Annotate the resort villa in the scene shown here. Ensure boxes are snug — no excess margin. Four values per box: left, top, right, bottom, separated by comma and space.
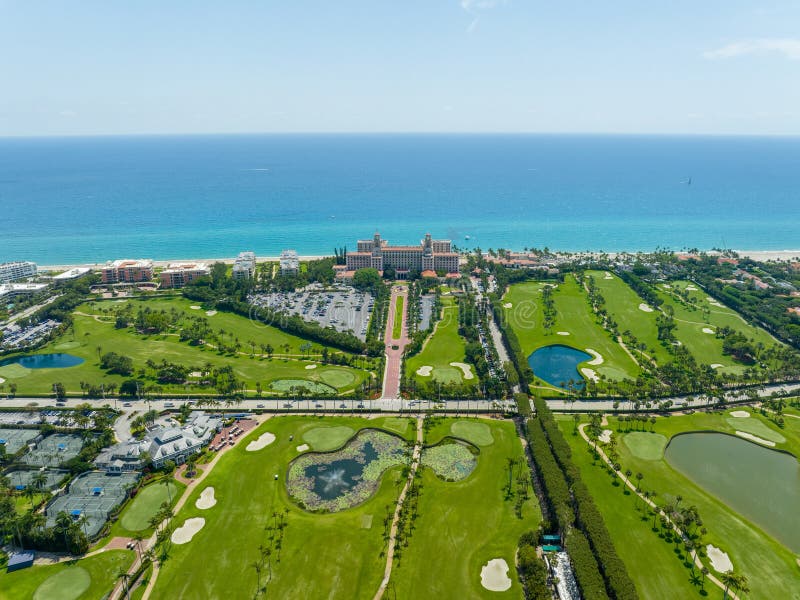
100, 259, 154, 284
340, 232, 459, 279
159, 262, 210, 288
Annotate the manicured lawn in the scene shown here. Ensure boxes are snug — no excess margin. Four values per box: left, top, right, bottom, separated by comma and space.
150, 416, 410, 599
392, 295, 404, 340
0, 550, 134, 600
450, 420, 494, 446
406, 297, 472, 386
502, 277, 639, 386
562, 410, 800, 599
302, 425, 356, 451
588, 270, 672, 364
653, 281, 780, 374
120, 480, 182, 532
0, 296, 372, 396
391, 419, 540, 599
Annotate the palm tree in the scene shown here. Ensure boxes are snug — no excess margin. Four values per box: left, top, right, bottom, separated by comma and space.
117, 568, 130, 599
721, 571, 749, 599
161, 477, 173, 505
699, 566, 709, 592
56, 511, 73, 547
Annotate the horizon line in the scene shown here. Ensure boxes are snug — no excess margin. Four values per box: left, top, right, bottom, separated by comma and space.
3, 130, 800, 140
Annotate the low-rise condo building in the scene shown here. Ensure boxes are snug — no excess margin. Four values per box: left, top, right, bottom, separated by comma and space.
0, 261, 37, 283
159, 262, 210, 288
344, 232, 459, 277
232, 251, 256, 279
100, 259, 154, 284
280, 250, 299, 275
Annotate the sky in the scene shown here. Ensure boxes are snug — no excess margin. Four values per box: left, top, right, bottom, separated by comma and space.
1, 1, 799, 136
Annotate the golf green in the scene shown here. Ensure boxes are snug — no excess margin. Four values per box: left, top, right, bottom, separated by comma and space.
450, 420, 494, 446
724, 418, 786, 443
302, 426, 356, 451
121, 481, 180, 531
319, 368, 357, 388
622, 432, 667, 460
33, 567, 91, 600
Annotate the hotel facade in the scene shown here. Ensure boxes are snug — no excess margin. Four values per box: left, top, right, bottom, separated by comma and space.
159, 263, 210, 288
344, 233, 459, 276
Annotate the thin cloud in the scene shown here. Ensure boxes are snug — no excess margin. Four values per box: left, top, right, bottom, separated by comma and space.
460, 0, 506, 34
704, 38, 800, 61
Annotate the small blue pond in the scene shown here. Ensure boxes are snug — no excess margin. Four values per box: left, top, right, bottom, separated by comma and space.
528, 345, 591, 389
0, 353, 84, 369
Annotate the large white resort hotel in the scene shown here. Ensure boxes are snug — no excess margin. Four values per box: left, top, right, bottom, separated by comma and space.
337, 232, 459, 279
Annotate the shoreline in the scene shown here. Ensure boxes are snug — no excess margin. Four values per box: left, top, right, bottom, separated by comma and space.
35, 249, 800, 272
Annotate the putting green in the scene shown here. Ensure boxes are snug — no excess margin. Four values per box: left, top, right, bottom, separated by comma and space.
429, 366, 463, 384
450, 420, 494, 446
725, 418, 786, 444
302, 426, 355, 451
0, 364, 30, 379
269, 379, 336, 395
318, 368, 356, 388
54, 341, 81, 350
121, 481, 179, 531
623, 432, 667, 460
379, 417, 412, 436
33, 567, 90, 600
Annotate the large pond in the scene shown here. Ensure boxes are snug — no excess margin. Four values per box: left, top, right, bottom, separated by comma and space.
528, 345, 591, 389
665, 432, 800, 553
287, 429, 407, 512
0, 353, 84, 369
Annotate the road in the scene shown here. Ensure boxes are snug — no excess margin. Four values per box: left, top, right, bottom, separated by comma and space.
381, 285, 409, 399
1, 293, 62, 327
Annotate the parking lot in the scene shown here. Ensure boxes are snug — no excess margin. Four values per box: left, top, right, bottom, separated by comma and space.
250, 284, 374, 340
0, 319, 60, 350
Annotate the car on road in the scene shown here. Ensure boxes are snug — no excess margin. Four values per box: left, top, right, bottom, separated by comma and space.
164, 402, 175, 408
257, 403, 265, 408
315, 403, 323, 408
357, 403, 365, 408
283, 403, 292, 408
123, 402, 132, 407
339, 403, 347, 408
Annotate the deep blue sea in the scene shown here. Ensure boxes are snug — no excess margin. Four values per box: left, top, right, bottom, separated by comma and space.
1, 134, 799, 264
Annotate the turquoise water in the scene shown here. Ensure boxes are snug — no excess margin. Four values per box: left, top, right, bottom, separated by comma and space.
528, 345, 591, 389
0, 353, 84, 369
2, 134, 800, 264
665, 432, 800, 553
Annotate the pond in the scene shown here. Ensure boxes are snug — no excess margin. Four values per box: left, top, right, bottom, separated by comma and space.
665, 432, 800, 553
287, 429, 407, 512
0, 353, 84, 369
528, 345, 591, 389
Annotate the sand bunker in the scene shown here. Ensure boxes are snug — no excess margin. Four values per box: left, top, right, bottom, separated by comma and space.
585, 348, 604, 366
706, 545, 733, 573
736, 431, 775, 446
205, 310, 217, 316
416, 365, 433, 377
188, 371, 203, 378
556, 331, 570, 336
189, 305, 201, 310
662, 284, 671, 289
172, 517, 205, 545
195, 487, 216, 510
730, 410, 750, 418
305, 364, 317, 370
450, 362, 475, 380
296, 444, 309, 452
480, 558, 512, 592
702, 327, 715, 334
503, 302, 513, 308
581, 367, 599, 382
710, 364, 724, 369
638, 303, 654, 312
0, 377, 5, 384
246, 432, 276, 451
604, 272, 613, 279
686, 285, 698, 291
598, 429, 613, 444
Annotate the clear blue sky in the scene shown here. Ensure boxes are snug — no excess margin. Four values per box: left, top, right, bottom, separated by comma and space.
1, 1, 799, 136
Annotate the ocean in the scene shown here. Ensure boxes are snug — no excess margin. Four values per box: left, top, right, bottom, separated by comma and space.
1, 134, 799, 265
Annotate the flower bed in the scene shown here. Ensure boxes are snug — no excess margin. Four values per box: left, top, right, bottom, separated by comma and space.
287, 429, 408, 512
421, 439, 478, 481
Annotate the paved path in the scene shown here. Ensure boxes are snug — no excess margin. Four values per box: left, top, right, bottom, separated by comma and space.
373, 416, 423, 600
577, 423, 739, 600
381, 285, 409, 400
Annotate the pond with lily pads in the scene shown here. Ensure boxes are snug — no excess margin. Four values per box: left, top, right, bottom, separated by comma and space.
287, 429, 408, 512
